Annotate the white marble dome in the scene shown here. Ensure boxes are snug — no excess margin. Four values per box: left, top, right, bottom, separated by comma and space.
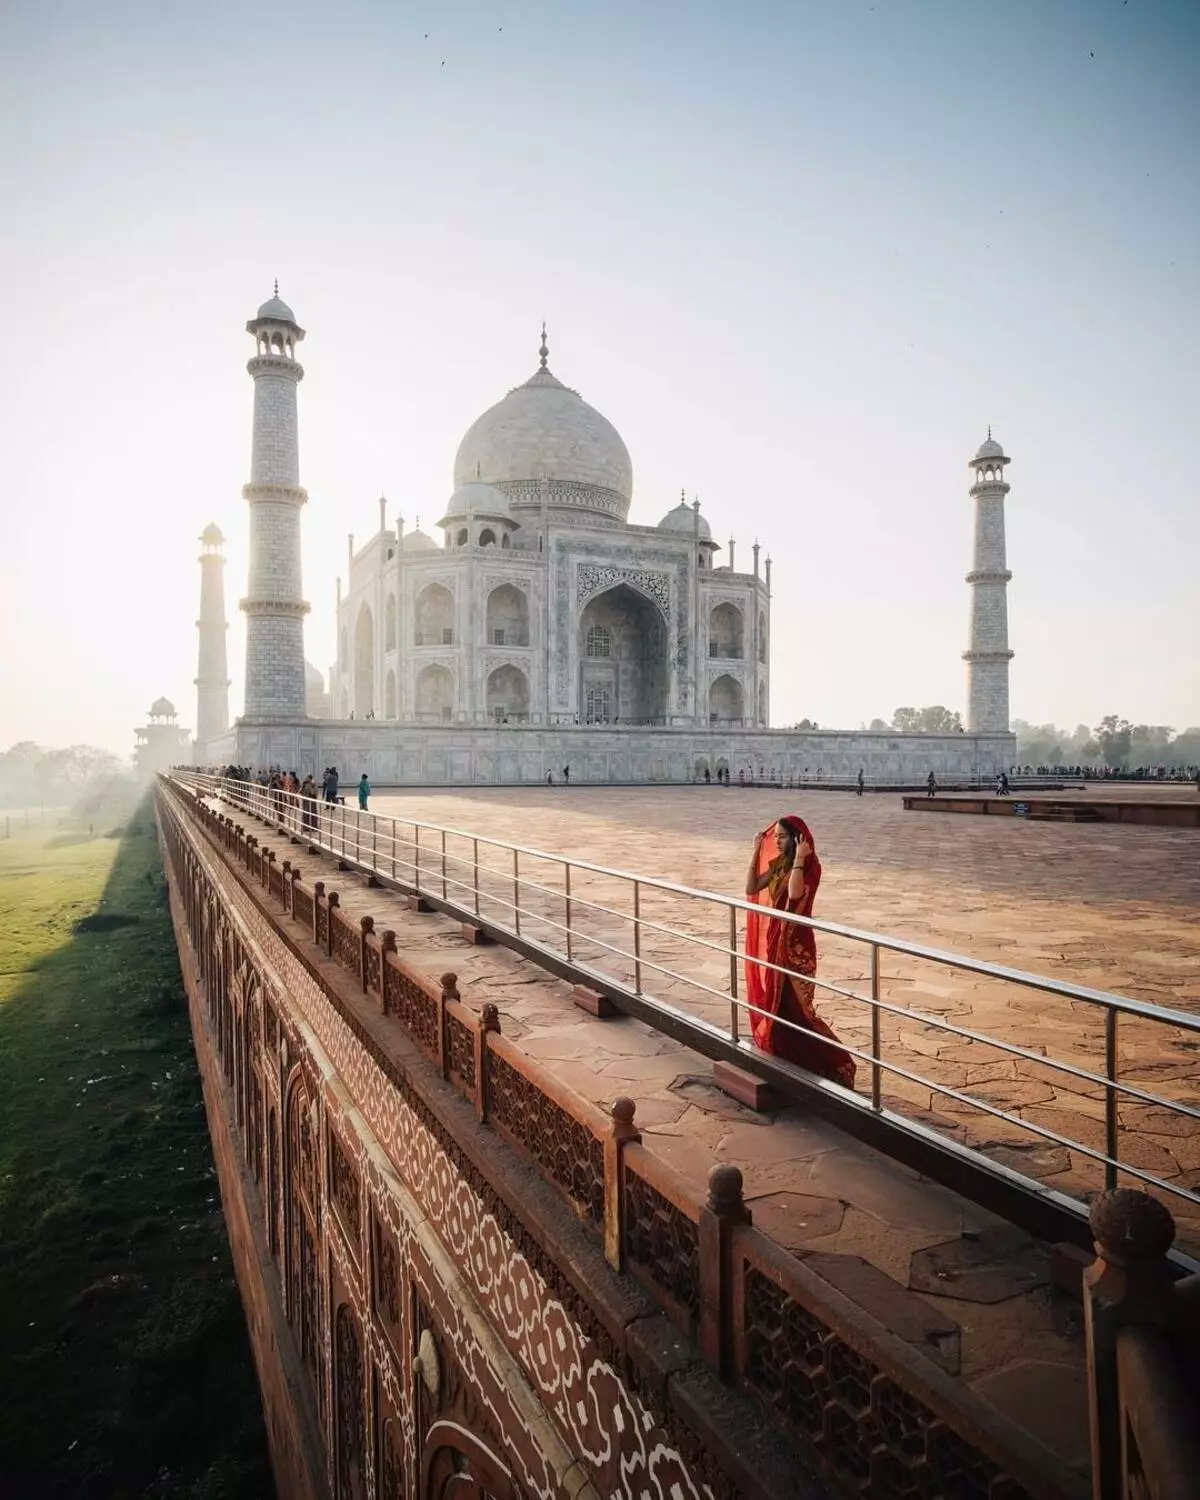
401, 526, 439, 553
975, 434, 1005, 461
658, 499, 711, 539
453, 363, 633, 521
443, 481, 511, 518
304, 660, 325, 691
255, 293, 296, 324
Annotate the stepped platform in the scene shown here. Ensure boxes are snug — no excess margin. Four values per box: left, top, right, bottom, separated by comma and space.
905, 793, 1200, 827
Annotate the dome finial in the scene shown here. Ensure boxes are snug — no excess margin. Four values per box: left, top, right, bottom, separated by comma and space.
274, 277, 279, 297
539, 321, 549, 369
987, 423, 992, 440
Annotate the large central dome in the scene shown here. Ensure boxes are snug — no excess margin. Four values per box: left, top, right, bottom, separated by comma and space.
453, 337, 633, 526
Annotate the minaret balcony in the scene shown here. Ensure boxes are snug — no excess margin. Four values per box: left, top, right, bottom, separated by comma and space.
246, 353, 305, 380
965, 569, 1012, 584
242, 482, 308, 505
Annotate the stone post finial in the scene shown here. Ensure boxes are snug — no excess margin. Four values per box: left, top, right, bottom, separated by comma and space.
539, 321, 549, 369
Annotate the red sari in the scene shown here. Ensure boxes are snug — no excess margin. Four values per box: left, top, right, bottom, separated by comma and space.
745, 816, 857, 1089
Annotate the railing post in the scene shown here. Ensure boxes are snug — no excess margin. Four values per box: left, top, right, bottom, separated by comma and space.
290, 867, 301, 916
512, 848, 520, 937
475, 1003, 500, 1123
633, 880, 642, 995
564, 861, 572, 962
441, 828, 447, 900
414, 825, 421, 892
266, 849, 276, 893
391, 819, 397, 880
870, 942, 882, 1111
604, 1098, 640, 1271
359, 916, 374, 993
438, 972, 457, 1079
1104, 1008, 1119, 1191
1083, 1189, 1178, 1500
378, 930, 395, 1014
728, 903, 739, 1042
325, 892, 339, 958
473, 838, 480, 917
698, 1164, 749, 1380
281, 860, 292, 914
312, 881, 324, 944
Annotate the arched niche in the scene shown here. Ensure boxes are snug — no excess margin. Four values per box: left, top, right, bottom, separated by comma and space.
486, 584, 528, 647
486, 664, 529, 723
384, 669, 397, 719
416, 663, 454, 721
708, 673, 744, 724
415, 584, 455, 646
709, 602, 744, 659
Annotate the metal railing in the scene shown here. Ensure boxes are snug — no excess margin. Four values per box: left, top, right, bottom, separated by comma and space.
174, 770, 1200, 1258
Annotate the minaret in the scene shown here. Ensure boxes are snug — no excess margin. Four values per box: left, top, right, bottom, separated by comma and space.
963, 430, 1014, 733
240, 285, 309, 720
194, 523, 230, 748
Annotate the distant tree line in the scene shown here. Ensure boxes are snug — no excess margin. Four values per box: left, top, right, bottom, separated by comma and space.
1013, 717, 1200, 772
0, 741, 125, 810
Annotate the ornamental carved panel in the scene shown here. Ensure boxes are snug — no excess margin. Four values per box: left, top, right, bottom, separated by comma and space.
335, 1303, 367, 1500
575, 563, 670, 619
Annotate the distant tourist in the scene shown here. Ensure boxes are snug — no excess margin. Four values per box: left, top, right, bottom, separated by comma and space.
357, 774, 370, 811
743, 817, 855, 1089
856, 769, 864, 797
704, 766, 711, 784
300, 775, 318, 833
562, 765, 570, 784
927, 771, 937, 798
995, 771, 1010, 797
547, 771, 554, 786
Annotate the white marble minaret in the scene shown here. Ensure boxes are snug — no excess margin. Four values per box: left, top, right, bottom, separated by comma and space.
240, 286, 309, 720
963, 430, 1014, 733
194, 522, 230, 747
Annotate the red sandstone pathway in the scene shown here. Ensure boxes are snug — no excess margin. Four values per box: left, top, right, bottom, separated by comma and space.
213, 782, 1189, 1488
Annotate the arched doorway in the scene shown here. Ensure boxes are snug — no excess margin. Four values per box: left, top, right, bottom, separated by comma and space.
354, 607, 374, 717
416, 664, 455, 721
709, 674, 744, 724
416, 584, 455, 646
486, 585, 528, 647
486, 665, 529, 723
577, 584, 668, 724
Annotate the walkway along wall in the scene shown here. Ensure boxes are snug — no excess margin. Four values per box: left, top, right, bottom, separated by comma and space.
155, 778, 1078, 1500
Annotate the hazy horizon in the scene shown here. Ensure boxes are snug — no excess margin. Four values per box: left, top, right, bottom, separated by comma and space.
2, 0, 1197, 758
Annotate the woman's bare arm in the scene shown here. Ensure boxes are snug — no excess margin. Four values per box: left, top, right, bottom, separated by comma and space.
745, 831, 767, 895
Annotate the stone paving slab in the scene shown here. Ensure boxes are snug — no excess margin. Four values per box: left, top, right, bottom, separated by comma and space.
224, 788, 1115, 1481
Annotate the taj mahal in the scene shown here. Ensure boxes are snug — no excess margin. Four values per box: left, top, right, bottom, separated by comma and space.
188, 289, 1016, 784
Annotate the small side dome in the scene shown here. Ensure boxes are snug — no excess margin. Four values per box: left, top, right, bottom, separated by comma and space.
658, 499, 711, 540
443, 482, 511, 519
401, 526, 439, 553
149, 696, 176, 718
974, 434, 1005, 461
256, 293, 296, 323
200, 522, 224, 545
304, 661, 325, 690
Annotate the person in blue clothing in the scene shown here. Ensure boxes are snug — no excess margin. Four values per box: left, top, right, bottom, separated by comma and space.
357, 773, 370, 810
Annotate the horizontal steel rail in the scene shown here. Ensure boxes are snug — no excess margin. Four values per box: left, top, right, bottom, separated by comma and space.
174, 770, 1200, 1269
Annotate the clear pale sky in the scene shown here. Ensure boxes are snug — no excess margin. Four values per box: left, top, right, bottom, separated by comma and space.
1, 0, 1196, 757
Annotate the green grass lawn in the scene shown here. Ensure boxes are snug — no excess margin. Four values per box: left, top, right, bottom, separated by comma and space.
0, 801, 274, 1498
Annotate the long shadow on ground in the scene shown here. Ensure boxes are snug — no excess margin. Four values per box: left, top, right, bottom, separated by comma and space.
0, 798, 274, 1499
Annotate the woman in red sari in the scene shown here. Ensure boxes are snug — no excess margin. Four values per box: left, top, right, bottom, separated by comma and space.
744, 815, 857, 1089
